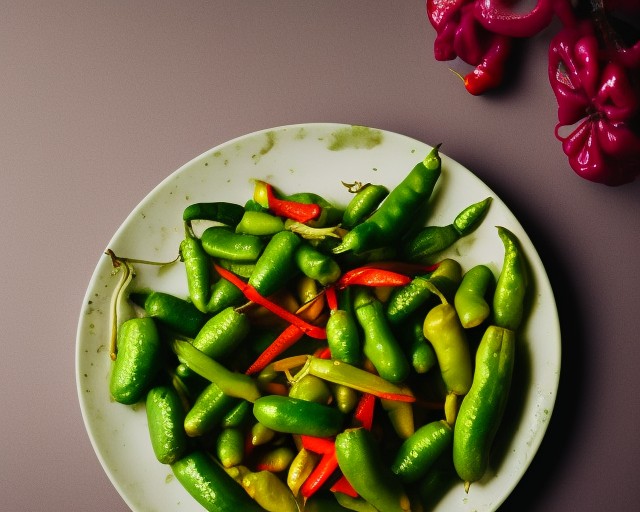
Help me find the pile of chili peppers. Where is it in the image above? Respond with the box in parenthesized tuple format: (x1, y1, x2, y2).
(425, 0, 640, 186)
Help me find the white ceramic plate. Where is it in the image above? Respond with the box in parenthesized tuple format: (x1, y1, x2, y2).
(76, 123, 560, 511)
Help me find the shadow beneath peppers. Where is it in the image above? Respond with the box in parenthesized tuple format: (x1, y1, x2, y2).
(495, 211, 587, 511)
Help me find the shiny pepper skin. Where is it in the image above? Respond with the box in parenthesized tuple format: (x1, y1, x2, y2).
(549, 19, 640, 185)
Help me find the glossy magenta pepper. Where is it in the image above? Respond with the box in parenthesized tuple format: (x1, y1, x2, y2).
(549, 19, 640, 185)
(473, 0, 558, 38)
(426, 0, 514, 95)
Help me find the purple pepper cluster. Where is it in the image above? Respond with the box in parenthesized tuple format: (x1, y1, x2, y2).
(425, 0, 640, 186)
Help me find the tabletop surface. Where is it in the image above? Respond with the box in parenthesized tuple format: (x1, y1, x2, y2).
(2, 1, 639, 511)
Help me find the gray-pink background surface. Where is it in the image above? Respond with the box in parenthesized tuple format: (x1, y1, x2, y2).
(2, 1, 639, 510)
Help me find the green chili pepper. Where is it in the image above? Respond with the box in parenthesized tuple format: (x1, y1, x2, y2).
(326, 304, 361, 367)
(386, 258, 461, 325)
(141, 291, 209, 338)
(402, 197, 492, 262)
(206, 276, 246, 314)
(289, 374, 332, 404)
(248, 230, 302, 296)
(109, 317, 162, 405)
(454, 264, 495, 328)
(453, 325, 516, 491)
(333, 146, 441, 254)
(145, 385, 188, 464)
(173, 339, 261, 402)
(180, 223, 211, 313)
(192, 306, 251, 360)
(422, 288, 472, 426)
(184, 381, 239, 437)
(413, 451, 456, 510)
(353, 287, 410, 384)
(391, 420, 453, 484)
(381, 397, 415, 440)
(235, 210, 285, 236)
(221, 399, 253, 429)
(201, 225, 265, 262)
(226, 465, 299, 512)
(493, 226, 527, 331)
(251, 420, 277, 446)
(171, 451, 263, 512)
(395, 313, 438, 374)
(182, 201, 245, 226)
(252, 395, 344, 437)
(294, 242, 342, 286)
(216, 427, 245, 468)
(216, 259, 256, 279)
(335, 428, 411, 512)
(330, 383, 359, 414)
(342, 183, 390, 228)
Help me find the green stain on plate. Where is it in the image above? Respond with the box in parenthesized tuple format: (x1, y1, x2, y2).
(327, 126, 383, 151)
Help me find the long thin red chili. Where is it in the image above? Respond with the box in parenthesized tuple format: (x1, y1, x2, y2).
(337, 267, 412, 289)
(245, 324, 304, 375)
(213, 264, 326, 339)
(265, 182, 322, 223)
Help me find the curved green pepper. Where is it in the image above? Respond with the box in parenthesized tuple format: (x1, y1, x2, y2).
(171, 451, 263, 512)
(453, 325, 516, 491)
(252, 395, 344, 437)
(216, 427, 245, 468)
(294, 242, 341, 286)
(201, 225, 265, 262)
(180, 223, 212, 313)
(110, 317, 162, 405)
(248, 230, 302, 296)
(422, 293, 472, 426)
(386, 258, 461, 325)
(206, 277, 246, 314)
(354, 287, 410, 384)
(335, 428, 411, 512)
(342, 183, 390, 228)
(182, 201, 245, 226)
(184, 381, 239, 437)
(493, 226, 527, 331)
(402, 197, 492, 262)
(146, 385, 188, 464)
(391, 420, 452, 484)
(454, 264, 495, 328)
(142, 291, 208, 338)
(333, 146, 441, 254)
(326, 308, 361, 367)
(192, 306, 251, 360)
(235, 210, 285, 236)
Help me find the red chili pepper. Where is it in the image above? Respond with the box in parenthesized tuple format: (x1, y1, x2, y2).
(360, 260, 440, 275)
(330, 476, 359, 498)
(314, 346, 333, 359)
(255, 180, 322, 223)
(353, 392, 376, 430)
(214, 264, 327, 339)
(464, 33, 512, 95)
(300, 449, 339, 498)
(245, 324, 305, 375)
(325, 285, 338, 311)
(337, 267, 412, 289)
